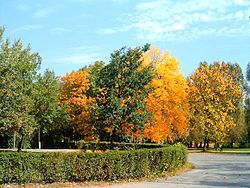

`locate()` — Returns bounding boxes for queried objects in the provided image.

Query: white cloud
[34,7,54,18]
[98,28,118,35]
[12,25,44,33]
[235,0,244,5]
[53,54,100,65]
[16,2,55,18]
[71,46,97,51]
[111,0,130,4]
[50,27,71,33]
[53,47,101,65]
[117,0,250,42]
[16,4,32,12]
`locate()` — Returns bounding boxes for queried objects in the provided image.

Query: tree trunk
[13,132,16,149]
[17,133,24,152]
[206,138,210,149]
[199,142,202,148]
[38,127,41,149]
[189,141,193,148]
[195,142,198,149]
[220,143,223,152]
[203,136,207,152]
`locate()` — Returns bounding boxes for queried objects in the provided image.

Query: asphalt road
[87,153,250,188]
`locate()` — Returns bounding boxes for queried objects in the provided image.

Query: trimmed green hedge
[0,144,187,184]
[77,141,167,151]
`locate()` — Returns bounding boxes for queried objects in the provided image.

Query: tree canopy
[93,46,153,145]
[143,46,189,143]
[188,62,243,150]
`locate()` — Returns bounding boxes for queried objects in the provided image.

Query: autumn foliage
[143,46,189,143]
[60,70,95,140]
[1,27,247,149]
[188,62,243,150]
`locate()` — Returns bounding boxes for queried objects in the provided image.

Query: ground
[86,153,250,188]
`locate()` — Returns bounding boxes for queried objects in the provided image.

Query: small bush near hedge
[0,144,187,184]
[77,141,167,151]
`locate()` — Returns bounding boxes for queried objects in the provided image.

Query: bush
[77,141,167,151]
[0,144,187,184]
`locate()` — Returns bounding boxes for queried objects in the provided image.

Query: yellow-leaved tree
[60,70,95,141]
[143,46,189,143]
[188,62,243,151]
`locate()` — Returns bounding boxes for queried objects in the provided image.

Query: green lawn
[188,148,250,154]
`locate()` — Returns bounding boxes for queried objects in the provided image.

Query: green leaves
[94,46,153,141]
[0,28,41,148]
[0,144,187,184]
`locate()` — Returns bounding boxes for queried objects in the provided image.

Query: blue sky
[1,0,250,77]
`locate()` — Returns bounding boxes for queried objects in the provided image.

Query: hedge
[0,144,187,184]
[77,141,168,151]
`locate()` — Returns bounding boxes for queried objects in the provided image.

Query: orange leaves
[143,46,189,143]
[60,70,95,139]
[60,70,90,103]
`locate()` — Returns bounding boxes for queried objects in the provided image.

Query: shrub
[0,144,187,184]
[77,141,167,151]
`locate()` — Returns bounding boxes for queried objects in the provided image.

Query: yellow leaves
[121,99,127,107]
[188,61,243,143]
[60,70,94,139]
[143,46,189,143]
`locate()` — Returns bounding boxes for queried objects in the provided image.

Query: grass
[209,148,250,154]
[188,148,250,154]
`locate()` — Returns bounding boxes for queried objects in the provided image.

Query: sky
[1,0,250,77]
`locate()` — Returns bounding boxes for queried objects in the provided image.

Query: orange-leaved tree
[143,46,189,143]
[188,62,243,151]
[60,70,95,141]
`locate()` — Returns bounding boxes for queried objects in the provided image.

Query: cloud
[97,28,118,35]
[111,0,130,4]
[12,24,45,33]
[50,27,71,33]
[52,45,102,65]
[16,2,55,18]
[34,7,54,18]
[235,0,244,5]
[16,3,32,12]
[53,53,101,65]
[70,46,98,51]
[117,0,250,42]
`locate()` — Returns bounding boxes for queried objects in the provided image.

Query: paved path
[87,153,250,188]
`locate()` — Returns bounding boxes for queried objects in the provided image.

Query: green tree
[245,61,250,144]
[0,27,41,151]
[81,61,105,98]
[94,46,153,148]
[32,69,69,148]
[225,63,247,146]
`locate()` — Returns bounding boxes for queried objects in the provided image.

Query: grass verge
[188,148,250,154]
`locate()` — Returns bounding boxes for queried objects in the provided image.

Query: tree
[225,63,247,146]
[81,61,105,98]
[0,27,41,151]
[245,61,250,144]
[143,46,189,143]
[60,70,95,141]
[32,69,69,148]
[188,62,243,151]
[94,46,153,148]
